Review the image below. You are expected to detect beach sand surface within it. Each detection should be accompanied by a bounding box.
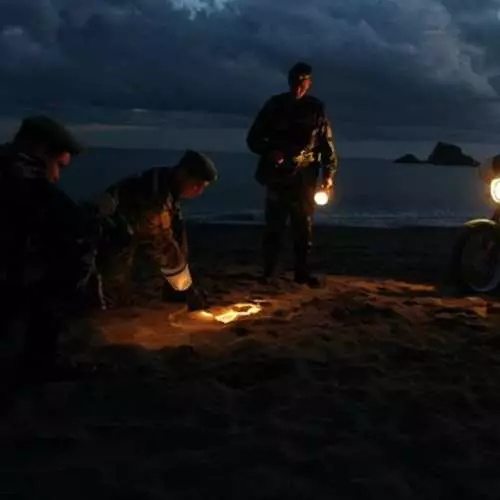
[1,224,500,499]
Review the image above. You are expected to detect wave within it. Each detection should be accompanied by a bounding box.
[187,209,485,228]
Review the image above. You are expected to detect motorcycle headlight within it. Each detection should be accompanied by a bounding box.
[314,190,329,206]
[490,178,500,203]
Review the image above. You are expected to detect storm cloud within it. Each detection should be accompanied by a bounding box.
[1,0,500,138]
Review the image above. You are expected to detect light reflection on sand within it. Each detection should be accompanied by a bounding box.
[170,300,271,330]
[192,302,263,324]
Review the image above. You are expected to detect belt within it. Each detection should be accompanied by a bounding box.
[286,151,316,169]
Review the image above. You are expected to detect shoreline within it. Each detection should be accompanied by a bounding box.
[186,218,475,230]
[188,220,468,229]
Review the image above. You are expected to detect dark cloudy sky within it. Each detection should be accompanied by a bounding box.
[1,0,500,148]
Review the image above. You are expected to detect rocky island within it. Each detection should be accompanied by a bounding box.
[394,154,422,164]
[394,141,479,166]
[427,142,479,166]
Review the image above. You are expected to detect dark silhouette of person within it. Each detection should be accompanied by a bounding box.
[247,62,338,287]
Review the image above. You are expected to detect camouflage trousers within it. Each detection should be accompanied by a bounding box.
[98,236,162,307]
[263,185,315,277]
[99,214,188,308]
[97,204,189,307]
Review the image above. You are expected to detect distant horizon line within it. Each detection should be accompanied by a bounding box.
[74,145,489,163]
[0,117,498,160]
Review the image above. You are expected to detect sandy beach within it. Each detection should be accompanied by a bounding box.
[1,223,500,499]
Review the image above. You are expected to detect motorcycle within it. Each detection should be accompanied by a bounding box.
[451,174,500,293]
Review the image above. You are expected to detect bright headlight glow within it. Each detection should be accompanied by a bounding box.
[314,190,329,206]
[491,178,500,203]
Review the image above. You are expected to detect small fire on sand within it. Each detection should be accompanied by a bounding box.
[194,302,262,324]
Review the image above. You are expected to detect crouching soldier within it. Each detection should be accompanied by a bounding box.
[96,150,217,311]
[0,116,94,386]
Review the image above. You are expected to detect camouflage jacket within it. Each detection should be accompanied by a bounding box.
[247,93,338,186]
[0,143,94,294]
[99,167,190,288]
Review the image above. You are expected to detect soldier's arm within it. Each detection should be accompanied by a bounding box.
[318,108,339,183]
[246,98,275,156]
[44,182,90,239]
[95,173,143,218]
[39,182,96,286]
[154,210,193,292]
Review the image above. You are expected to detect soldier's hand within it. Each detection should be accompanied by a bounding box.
[324,177,334,189]
[186,287,208,312]
[269,150,284,165]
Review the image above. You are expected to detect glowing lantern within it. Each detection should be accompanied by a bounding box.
[314,190,329,206]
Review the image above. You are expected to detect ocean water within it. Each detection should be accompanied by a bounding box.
[60,148,494,228]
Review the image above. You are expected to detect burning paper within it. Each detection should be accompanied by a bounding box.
[194,302,262,324]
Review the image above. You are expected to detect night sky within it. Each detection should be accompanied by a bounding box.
[1,1,500,149]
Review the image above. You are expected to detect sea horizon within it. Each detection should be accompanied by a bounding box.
[59,147,493,229]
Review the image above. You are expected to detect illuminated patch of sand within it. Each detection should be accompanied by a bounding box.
[168,300,278,331]
[86,298,295,349]
[196,302,262,324]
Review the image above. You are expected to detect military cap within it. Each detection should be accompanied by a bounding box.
[14,115,84,155]
[288,62,312,80]
[178,150,218,182]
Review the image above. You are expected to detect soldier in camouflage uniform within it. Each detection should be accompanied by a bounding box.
[247,62,338,287]
[96,150,217,310]
[0,116,94,386]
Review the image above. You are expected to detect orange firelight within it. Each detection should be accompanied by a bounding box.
[194,303,262,324]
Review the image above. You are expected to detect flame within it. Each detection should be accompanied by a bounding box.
[197,310,214,319]
[193,302,262,324]
[214,303,262,324]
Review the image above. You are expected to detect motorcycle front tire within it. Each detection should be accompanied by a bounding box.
[450,222,500,294]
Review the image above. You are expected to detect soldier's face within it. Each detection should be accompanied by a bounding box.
[289,74,312,99]
[46,151,71,183]
[181,180,209,199]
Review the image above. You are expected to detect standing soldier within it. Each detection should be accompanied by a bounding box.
[247,62,338,287]
[96,150,217,311]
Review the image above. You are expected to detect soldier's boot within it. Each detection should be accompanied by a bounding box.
[293,253,321,288]
[162,282,188,302]
[294,269,321,288]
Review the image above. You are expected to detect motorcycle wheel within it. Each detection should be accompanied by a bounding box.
[451,223,500,293]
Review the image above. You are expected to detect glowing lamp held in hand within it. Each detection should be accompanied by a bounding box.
[490,178,500,203]
[314,190,329,206]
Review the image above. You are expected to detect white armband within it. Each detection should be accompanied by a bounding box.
[161,264,192,291]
